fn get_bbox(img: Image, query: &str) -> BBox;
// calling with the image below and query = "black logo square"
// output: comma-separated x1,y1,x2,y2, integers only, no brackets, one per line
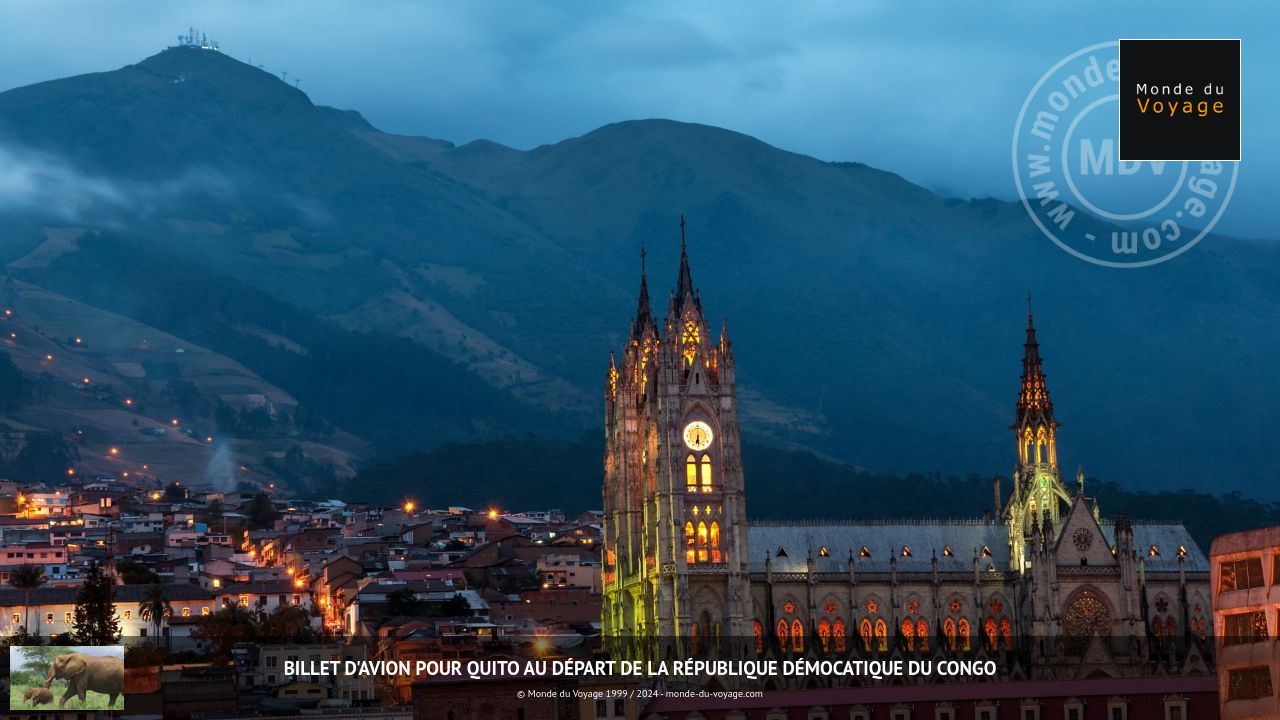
1119,39,1240,161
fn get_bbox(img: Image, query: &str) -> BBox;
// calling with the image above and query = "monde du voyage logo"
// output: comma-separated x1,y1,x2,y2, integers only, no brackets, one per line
1013,40,1240,268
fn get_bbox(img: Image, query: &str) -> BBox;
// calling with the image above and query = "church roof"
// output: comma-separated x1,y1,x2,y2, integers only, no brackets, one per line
1100,521,1209,572
747,521,1010,574
746,519,1209,574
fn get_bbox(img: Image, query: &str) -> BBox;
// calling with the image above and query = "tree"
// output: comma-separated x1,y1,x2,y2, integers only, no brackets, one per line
138,583,172,648
0,351,27,412
163,481,185,503
191,603,257,664
70,561,120,644
7,563,46,636
116,559,160,585
246,493,280,529
205,499,224,522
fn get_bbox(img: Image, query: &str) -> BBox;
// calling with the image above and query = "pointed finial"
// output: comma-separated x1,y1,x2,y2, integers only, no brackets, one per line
680,214,687,251
1027,293,1033,318
1076,466,1085,494
640,246,647,277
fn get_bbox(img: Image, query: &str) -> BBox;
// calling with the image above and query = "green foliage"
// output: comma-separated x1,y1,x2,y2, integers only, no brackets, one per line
192,604,320,665
0,351,26,412
70,561,120,645
349,435,1280,551
163,481,186,503
21,234,566,457
246,493,280,529
11,682,116,710
0,431,77,484
16,645,64,677
115,559,160,585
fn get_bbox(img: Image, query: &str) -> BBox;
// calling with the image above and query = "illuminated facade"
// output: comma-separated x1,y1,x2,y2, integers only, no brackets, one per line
603,225,1211,682
602,219,752,657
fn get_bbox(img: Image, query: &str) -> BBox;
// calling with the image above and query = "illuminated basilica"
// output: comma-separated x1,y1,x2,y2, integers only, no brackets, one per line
601,225,1212,681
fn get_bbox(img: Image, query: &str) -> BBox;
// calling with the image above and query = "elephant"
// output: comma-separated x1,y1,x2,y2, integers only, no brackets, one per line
44,652,124,709
23,686,54,706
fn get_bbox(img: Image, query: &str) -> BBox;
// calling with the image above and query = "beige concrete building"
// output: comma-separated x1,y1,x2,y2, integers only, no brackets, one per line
1211,526,1280,718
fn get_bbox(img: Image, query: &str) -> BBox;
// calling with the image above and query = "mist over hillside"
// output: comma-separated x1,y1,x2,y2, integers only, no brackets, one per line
2,46,1278,498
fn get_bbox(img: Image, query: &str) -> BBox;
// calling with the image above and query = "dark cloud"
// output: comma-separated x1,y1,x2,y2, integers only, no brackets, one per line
0,1,1271,237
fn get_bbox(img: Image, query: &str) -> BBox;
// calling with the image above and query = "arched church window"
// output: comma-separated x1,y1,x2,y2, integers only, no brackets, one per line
984,618,998,650
709,522,722,563
1164,616,1177,639
1064,589,1111,638
902,619,915,651
859,619,873,652
999,618,1013,650
684,522,695,564
958,618,971,652
791,618,804,653
874,618,888,652
689,621,700,655
944,618,957,651
696,522,709,562
777,619,789,648
833,619,846,652
686,455,697,492
754,620,763,654
701,455,713,492
917,619,930,652
818,620,831,652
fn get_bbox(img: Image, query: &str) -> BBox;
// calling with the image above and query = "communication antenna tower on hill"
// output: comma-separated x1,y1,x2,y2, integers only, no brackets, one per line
175,26,220,51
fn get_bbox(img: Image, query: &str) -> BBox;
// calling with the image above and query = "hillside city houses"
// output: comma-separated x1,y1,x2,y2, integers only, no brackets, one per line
0,476,603,716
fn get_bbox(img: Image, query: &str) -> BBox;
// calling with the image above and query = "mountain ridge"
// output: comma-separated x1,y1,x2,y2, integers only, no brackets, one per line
1,47,1278,497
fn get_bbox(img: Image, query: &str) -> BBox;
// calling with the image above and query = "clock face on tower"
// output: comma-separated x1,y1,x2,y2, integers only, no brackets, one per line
683,421,714,451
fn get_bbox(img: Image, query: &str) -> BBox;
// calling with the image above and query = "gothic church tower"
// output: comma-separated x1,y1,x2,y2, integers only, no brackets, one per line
1005,300,1072,573
603,219,753,659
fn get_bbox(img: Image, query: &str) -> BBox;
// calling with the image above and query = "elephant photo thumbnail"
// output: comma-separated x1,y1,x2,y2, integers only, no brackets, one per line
8,646,125,712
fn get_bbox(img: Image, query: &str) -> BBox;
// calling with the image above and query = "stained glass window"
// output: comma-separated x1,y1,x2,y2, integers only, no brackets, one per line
833,619,846,652
700,455,713,492
860,619,873,652
685,455,697,491
684,522,695,564
1064,589,1111,638
754,620,763,654
917,618,930,652
791,619,804,653
696,522,709,562
777,619,789,646
874,618,888,652
818,620,831,652
944,617,957,651
902,619,916,651
958,618,971,651
984,618,998,650
1000,618,1013,650
709,522,721,563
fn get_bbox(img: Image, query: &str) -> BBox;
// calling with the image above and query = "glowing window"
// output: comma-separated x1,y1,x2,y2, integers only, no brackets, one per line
874,618,888,652
684,522,695,564
944,617,957,650
709,522,722,563
754,620,764,654
182,607,191,617
685,455,697,491
700,455,713,491
777,619,790,646
918,618,930,651
791,618,804,652
984,618,998,650
818,619,831,652
859,619,873,652
696,522,709,562
958,618,971,651
833,618,846,652
999,617,1012,649
902,619,916,651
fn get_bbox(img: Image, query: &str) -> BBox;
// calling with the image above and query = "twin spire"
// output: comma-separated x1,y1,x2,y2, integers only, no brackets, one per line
631,215,702,340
